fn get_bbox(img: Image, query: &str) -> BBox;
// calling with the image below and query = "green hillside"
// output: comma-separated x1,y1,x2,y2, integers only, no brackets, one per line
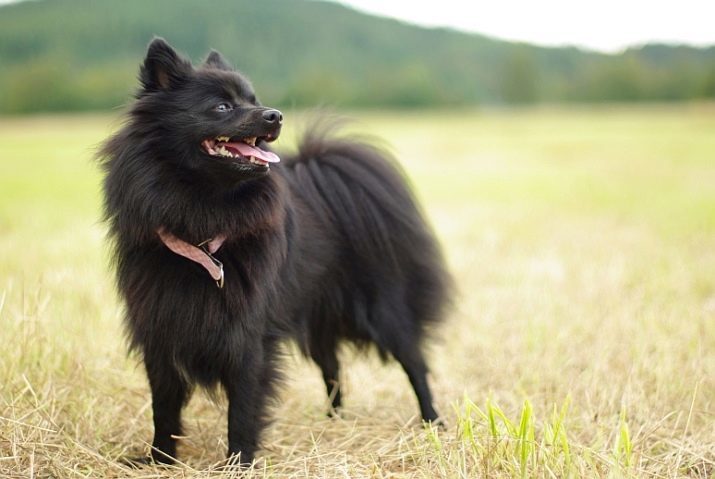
1,0,714,112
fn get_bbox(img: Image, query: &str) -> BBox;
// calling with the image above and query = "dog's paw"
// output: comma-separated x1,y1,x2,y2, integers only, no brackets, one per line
433,417,449,430
423,416,448,431
218,451,254,470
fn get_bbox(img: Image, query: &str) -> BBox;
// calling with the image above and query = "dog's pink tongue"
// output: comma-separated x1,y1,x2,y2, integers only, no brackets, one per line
225,142,280,163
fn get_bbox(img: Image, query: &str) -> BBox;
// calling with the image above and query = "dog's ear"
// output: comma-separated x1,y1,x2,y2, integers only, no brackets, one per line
204,49,233,71
140,37,192,91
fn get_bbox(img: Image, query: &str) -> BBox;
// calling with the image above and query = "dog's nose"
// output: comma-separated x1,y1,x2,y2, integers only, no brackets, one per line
262,109,283,125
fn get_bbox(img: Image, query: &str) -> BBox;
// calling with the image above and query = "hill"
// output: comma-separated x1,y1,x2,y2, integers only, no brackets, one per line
1,0,714,113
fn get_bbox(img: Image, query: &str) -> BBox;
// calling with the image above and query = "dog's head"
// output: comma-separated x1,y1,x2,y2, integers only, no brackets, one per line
136,37,282,183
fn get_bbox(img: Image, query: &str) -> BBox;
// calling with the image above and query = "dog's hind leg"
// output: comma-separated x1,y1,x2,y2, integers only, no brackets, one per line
391,344,440,423
309,343,342,415
370,297,440,424
144,357,191,464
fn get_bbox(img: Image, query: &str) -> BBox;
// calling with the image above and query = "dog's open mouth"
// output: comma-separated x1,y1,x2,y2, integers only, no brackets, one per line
201,136,280,168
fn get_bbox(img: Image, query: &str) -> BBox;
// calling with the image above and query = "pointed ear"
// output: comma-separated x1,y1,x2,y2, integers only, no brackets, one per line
140,37,192,91
204,49,233,71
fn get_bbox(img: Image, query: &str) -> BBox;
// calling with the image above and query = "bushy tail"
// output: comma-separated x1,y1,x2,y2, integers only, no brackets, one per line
283,123,452,327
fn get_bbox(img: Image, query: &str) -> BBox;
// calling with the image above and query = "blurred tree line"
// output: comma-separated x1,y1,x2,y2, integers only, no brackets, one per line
0,0,713,113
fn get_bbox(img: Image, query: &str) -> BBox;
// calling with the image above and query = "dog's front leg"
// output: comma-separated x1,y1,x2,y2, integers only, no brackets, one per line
145,356,190,464
222,351,265,466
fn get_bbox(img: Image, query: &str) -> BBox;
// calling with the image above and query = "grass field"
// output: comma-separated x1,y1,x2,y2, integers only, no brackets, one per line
1,105,714,478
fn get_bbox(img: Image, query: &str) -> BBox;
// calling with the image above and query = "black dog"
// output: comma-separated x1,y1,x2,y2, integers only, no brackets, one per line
100,37,451,465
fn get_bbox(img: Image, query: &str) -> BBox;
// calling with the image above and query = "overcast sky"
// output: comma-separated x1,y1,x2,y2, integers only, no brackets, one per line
333,0,715,52
1,0,713,53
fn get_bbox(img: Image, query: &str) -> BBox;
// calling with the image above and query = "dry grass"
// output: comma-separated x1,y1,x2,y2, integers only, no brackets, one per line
1,105,714,478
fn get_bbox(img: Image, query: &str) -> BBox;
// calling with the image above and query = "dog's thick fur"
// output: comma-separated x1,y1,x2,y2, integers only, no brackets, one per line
100,38,451,465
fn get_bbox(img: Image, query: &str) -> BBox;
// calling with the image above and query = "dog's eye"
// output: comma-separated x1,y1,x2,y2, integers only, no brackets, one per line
215,103,233,113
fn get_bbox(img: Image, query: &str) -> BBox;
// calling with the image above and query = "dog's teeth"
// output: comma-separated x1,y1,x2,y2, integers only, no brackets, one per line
248,156,268,166
245,137,256,146
218,146,233,157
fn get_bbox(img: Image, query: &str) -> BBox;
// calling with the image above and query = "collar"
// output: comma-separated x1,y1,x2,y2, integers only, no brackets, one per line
157,228,227,288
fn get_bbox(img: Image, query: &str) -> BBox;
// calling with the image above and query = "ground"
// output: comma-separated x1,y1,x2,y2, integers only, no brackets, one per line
1,104,714,478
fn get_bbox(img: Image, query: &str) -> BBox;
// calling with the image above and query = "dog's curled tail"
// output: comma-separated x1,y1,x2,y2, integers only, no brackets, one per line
284,122,453,327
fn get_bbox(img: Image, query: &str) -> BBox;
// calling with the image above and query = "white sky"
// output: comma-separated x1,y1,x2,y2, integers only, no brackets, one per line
333,0,715,52
1,0,713,53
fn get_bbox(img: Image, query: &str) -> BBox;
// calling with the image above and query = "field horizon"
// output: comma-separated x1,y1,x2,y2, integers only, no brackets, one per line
1,104,714,478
